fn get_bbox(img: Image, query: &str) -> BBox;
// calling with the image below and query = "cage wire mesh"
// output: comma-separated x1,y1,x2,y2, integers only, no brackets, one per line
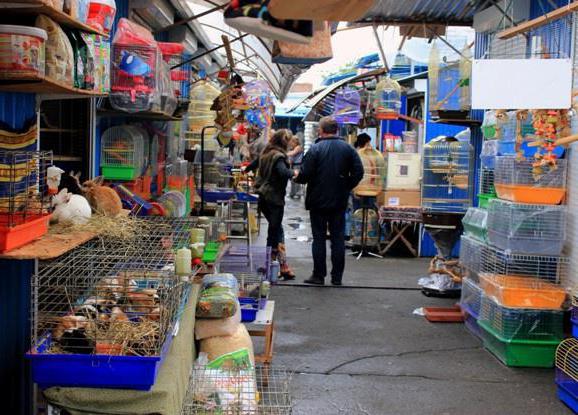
495,156,568,188
0,150,52,227
32,218,194,357
487,199,567,256
181,366,292,415
100,126,146,180
479,295,564,342
479,167,495,195
460,277,483,318
556,338,578,383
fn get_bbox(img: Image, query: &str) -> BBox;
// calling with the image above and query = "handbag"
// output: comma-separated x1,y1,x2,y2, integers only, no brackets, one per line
268,0,373,21
224,0,313,44
272,23,333,65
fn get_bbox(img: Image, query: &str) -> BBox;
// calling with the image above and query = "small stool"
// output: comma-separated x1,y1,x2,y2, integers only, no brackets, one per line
245,300,275,364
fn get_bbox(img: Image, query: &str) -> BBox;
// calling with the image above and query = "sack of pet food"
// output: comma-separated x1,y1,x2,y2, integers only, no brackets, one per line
195,304,241,340
36,15,74,85
196,274,239,319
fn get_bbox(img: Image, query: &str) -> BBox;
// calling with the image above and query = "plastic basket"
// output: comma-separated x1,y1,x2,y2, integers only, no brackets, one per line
239,297,259,322
479,273,566,309
479,321,558,367
202,241,220,263
494,156,567,204
479,295,564,342
487,199,566,256
460,278,483,318
0,214,50,252
462,207,487,242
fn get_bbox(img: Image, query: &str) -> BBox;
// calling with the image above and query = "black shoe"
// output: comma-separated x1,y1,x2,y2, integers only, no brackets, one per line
304,276,324,285
331,280,343,286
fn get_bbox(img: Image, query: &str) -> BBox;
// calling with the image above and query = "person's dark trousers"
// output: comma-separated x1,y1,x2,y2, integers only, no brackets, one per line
258,199,285,248
310,209,346,283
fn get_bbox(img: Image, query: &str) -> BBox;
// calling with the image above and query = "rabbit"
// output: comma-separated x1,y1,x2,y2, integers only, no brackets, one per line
81,176,122,217
58,170,83,195
51,188,92,225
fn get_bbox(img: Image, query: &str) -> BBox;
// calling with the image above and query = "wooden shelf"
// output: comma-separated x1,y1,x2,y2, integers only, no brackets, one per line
97,108,184,121
0,229,98,260
432,118,482,127
0,0,108,37
0,73,107,96
497,2,578,40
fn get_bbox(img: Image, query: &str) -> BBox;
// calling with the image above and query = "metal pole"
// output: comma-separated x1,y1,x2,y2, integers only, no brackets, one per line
170,33,250,70
154,3,227,33
372,23,390,71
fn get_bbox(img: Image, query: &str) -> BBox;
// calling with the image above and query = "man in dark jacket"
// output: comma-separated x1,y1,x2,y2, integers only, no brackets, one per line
295,117,364,285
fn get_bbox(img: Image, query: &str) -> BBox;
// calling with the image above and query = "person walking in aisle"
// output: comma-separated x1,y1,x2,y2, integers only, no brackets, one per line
294,117,364,285
287,134,304,199
244,129,297,280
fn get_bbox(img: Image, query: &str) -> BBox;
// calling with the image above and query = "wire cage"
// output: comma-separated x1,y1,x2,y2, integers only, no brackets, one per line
333,87,361,125
494,156,567,204
460,277,483,319
373,77,401,120
159,61,178,116
159,42,191,108
555,338,578,402
478,167,496,208
100,126,146,181
181,366,292,415
354,147,386,196
480,140,498,169
479,273,566,310
487,199,567,256
0,150,52,251
422,138,474,213
28,218,193,389
459,234,569,284
462,207,488,242
479,295,564,342
219,246,271,280
428,35,472,115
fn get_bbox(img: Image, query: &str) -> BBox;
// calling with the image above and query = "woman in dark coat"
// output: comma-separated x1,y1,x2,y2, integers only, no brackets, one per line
244,129,296,280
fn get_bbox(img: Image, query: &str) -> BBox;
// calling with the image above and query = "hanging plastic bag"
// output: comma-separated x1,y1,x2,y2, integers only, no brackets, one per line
272,22,333,65
268,0,373,21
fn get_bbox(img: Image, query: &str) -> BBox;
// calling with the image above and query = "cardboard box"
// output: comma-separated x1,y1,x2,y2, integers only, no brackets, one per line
378,190,421,207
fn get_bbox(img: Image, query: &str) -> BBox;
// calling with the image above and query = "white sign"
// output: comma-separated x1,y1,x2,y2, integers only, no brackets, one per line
388,197,400,207
472,59,572,109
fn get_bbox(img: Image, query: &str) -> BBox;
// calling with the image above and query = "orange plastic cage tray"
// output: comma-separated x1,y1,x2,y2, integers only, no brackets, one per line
479,274,566,309
0,214,51,253
495,184,566,205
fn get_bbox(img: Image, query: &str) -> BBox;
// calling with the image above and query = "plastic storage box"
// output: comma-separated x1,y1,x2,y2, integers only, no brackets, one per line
479,320,558,367
479,295,564,342
487,199,566,255
494,156,567,204
239,297,259,322
479,274,566,309
462,207,488,242
460,277,483,318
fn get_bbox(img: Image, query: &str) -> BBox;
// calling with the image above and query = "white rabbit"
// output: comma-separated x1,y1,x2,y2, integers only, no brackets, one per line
51,188,92,225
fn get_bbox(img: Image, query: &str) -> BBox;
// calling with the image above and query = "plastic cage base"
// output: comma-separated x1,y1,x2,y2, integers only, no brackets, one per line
557,382,578,414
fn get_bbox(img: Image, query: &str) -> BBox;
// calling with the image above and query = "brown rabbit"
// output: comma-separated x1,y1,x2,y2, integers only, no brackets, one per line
81,176,122,217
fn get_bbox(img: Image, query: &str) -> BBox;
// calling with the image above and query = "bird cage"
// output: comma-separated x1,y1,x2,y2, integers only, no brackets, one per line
158,42,191,111
353,147,386,197
28,219,190,390
110,18,160,113
181,365,292,415
333,87,361,124
479,273,566,309
0,150,52,252
555,338,578,405
460,277,483,319
494,156,567,204
422,137,474,213
479,295,564,342
101,126,146,180
373,77,401,120
159,61,177,116
487,199,566,256
187,81,221,137
428,37,472,117
461,207,487,242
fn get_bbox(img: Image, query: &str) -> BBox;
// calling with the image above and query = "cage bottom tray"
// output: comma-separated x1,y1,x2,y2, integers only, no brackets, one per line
495,184,566,205
557,382,578,414
27,332,174,390
101,166,137,181
479,321,558,368
0,214,50,253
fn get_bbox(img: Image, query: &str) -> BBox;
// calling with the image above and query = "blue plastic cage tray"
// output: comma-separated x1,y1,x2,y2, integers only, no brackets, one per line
200,189,236,203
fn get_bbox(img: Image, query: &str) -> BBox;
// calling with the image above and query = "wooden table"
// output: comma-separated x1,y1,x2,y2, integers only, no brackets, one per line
245,300,275,364
379,206,422,257
0,229,98,260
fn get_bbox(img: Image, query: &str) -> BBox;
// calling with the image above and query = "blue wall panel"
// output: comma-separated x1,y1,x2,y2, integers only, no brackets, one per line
0,93,36,129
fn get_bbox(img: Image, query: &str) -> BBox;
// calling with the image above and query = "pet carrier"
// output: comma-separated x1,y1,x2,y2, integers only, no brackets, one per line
181,365,292,415
479,273,566,309
28,219,192,390
333,87,361,124
477,167,496,209
494,156,567,204
109,19,160,113
158,42,191,115
479,295,564,342
428,37,472,117
354,146,386,196
0,150,52,252
460,277,483,319
422,136,474,213
461,207,487,242
373,77,401,120
187,81,220,137
100,125,146,180
487,199,566,255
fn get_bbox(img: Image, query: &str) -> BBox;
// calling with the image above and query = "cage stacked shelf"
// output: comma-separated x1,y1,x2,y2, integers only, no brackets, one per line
487,199,566,255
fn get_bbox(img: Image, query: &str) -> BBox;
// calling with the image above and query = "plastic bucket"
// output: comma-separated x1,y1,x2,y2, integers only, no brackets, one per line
0,25,47,77
87,0,116,34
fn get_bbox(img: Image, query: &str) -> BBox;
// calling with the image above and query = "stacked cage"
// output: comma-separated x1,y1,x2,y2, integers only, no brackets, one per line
100,126,146,180
28,217,194,390
159,42,191,116
0,150,52,252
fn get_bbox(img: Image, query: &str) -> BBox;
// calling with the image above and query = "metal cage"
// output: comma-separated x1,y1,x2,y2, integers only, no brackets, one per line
100,126,146,181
